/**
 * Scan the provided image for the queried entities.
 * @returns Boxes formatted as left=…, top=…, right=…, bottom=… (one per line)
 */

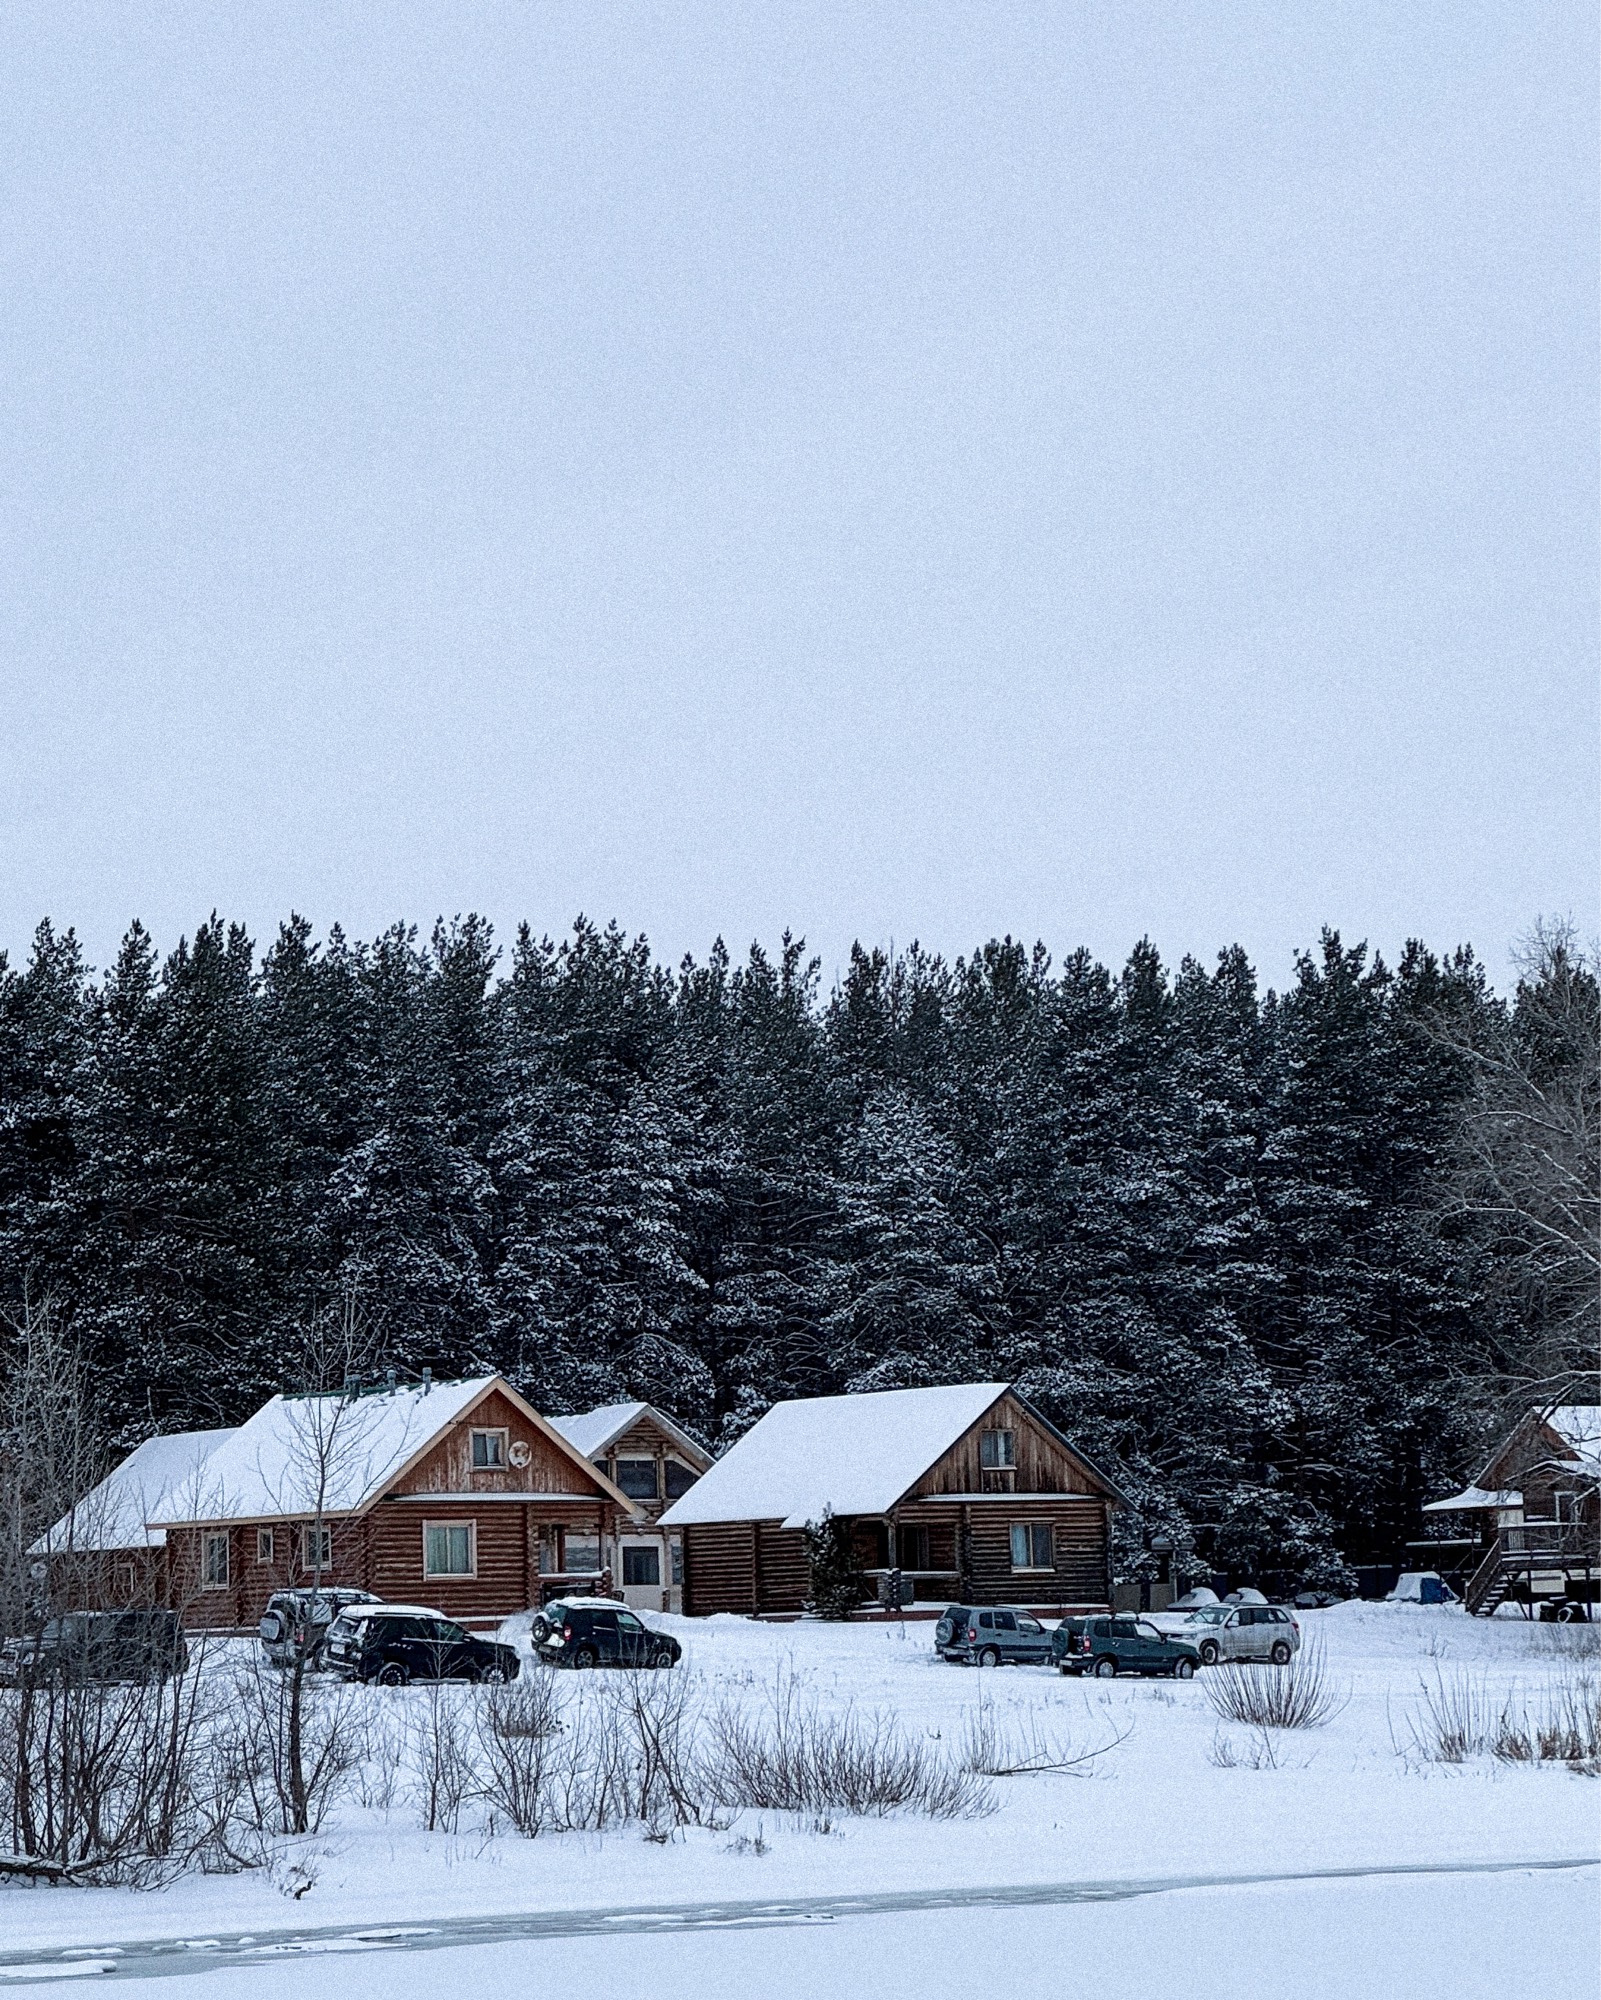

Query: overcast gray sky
left=1, top=3, right=1594, bottom=991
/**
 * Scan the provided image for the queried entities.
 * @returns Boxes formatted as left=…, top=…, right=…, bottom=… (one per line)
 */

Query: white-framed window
left=980, top=1429, right=1016, bottom=1470
left=423, top=1521, right=476, bottom=1578
left=256, top=1527, right=276, bottom=1564
left=115, top=1559, right=137, bottom=1601
left=470, top=1428, right=507, bottom=1470
left=202, top=1532, right=230, bottom=1588
left=1010, top=1522, right=1054, bottom=1571
left=622, top=1544, right=661, bottom=1587
left=301, top=1524, right=332, bottom=1571
left=564, top=1533, right=601, bottom=1574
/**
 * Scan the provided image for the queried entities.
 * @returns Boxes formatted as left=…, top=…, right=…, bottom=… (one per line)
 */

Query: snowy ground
left=0, top=1603, right=1596, bottom=1995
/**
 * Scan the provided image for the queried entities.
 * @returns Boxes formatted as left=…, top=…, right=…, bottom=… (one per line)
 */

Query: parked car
left=1052, top=1614, right=1199, bottom=1679
left=0, top=1609, right=188, bottom=1686
left=323, top=1604, right=519, bottom=1686
left=258, top=1588, right=383, bottom=1668
left=935, top=1604, right=1052, bottom=1667
left=528, top=1598, right=682, bottom=1670
left=1174, top=1602, right=1301, bottom=1665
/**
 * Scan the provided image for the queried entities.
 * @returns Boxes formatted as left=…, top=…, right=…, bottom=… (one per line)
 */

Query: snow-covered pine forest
left=1, top=913, right=1594, bottom=1595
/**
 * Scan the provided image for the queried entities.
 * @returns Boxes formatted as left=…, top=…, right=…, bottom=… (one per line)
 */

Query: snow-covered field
left=1, top=1603, right=1596, bottom=1996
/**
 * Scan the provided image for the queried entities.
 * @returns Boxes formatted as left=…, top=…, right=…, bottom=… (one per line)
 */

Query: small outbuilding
left=1421, top=1405, right=1600, bottom=1616
left=657, top=1381, right=1124, bottom=1616
left=548, top=1401, right=710, bottom=1613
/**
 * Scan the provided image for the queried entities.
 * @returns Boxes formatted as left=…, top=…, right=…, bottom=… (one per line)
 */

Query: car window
left=588, top=1611, right=619, bottom=1632
left=616, top=1612, right=644, bottom=1634
left=994, top=1611, right=1018, bottom=1632
left=1134, top=1622, right=1162, bottom=1641
left=978, top=1611, right=994, bottom=1629
left=1018, top=1616, right=1043, bottom=1634
left=1090, top=1619, right=1110, bottom=1637
left=433, top=1621, right=470, bottom=1644
left=1110, top=1618, right=1139, bottom=1638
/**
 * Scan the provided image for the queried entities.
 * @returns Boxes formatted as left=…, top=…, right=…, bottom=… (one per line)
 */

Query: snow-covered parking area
left=0, top=1603, right=1595, bottom=1996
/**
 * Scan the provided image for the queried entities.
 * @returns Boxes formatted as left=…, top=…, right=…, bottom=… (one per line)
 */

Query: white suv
left=1179, top=1602, right=1301, bottom=1665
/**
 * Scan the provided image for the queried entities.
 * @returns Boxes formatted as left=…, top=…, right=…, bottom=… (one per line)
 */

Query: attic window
left=664, top=1459, right=698, bottom=1500
left=470, top=1429, right=507, bottom=1471
left=616, top=1459, right=659, bottom=1500
left=980, top=1429, right=1016, bottom=1470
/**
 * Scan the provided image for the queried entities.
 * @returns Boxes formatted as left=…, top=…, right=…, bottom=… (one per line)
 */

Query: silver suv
left=1178, top=1602, right=1301, bottom=1665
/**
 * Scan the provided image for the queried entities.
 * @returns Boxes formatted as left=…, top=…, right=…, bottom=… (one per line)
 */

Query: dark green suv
left=1053, top=1614, right=1200, bottom=1679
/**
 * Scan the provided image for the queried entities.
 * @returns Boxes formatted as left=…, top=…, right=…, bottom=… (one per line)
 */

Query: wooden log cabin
left=658, top=1382, right=1124, bottom=1616
left=143, top=1376, right=639, bottom=1630
left=1420, top=1404, right=1600, bottom=1616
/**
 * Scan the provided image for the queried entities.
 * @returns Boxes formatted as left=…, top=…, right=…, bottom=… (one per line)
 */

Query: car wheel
left=571, top=1646, right=598, bottom=1670
left=481, top=1662, right=512, bottom=1685
left=376, top=1661, right=409, bottom=1688
left=1093, top=1655, right=1117, bottom=1679
left=1198, top=1640, right=1220, bottom=1665
left=977, top=1646, right=1001, bottom=1669
left=649, top=1648, right=676, bottom=1669
left=1173, top=1658, right=1195, bottom=1680
left=1270, top=1641, right=1292, bottom=1666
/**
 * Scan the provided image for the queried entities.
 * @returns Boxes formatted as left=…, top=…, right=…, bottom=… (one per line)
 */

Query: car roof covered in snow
left=659, top=1382, right=1105, bottom=1530
left=33, top=1428, right=238, bottom=1554
left=152, top=1376, right=629, bottom=1526
left=547, top=1402, right=710, bottom=1469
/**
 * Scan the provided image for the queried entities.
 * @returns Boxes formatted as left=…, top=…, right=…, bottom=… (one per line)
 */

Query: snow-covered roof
left=658, top=1383, right=1018, bottom=1530
left=152, top=1375, right=620, bottom=1525
left=548, top=1402, right=710, bottom=1468
left=33, top=1429, right=237, bottom=1554
left=1546, top=1405, right=1601, bottom=1479
left=1422, top=1485, right=1523, bottom=1513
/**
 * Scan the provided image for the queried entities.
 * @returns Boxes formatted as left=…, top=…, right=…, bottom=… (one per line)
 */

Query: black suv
left=0, top=1610, right=189, bottom=1686
left=529, top=1598, right=682, bottom=1670
left=324, top=1604, right=520, bottom=1686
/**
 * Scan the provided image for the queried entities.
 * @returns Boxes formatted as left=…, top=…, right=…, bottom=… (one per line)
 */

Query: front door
left=618, top=1539, right=665, bottom=1610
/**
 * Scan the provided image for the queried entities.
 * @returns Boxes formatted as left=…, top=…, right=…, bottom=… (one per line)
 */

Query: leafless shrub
left=707, top=1666, right=991, bottom=1820
left=958, top=1693, right=1128, bottom=1777
left=217, top=1656, right=369, bottom=1836
left=1208, top=1726, right=1282, bottom=1770
left=0, top=1662, right=225, bottom=1883
left=1203, top=1634, right=1347, bottom=1730
left=1402, top=1667, right=1599, bottom=1770
left=405, top=1684, right=479, bottom=1833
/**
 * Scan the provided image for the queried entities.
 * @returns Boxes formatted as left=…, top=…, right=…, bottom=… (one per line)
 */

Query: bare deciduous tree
left=1434, top=919, right=1600, bottom=1417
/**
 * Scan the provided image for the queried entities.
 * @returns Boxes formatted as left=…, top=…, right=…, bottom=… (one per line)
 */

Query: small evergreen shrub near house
left=804, top=1508, right=867, bottom=1620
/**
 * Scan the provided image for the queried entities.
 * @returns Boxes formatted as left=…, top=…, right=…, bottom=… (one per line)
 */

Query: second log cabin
left=658, top=1381, right=1124, bottom=1616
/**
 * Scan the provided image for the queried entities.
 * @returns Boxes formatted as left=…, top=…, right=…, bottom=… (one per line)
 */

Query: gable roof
left=548, top=1401, right=712, bottom=1469
left=1477, top=1404, right=1601, bottom=1491
left=33, top=1428, right=237, bottom=1554
left=658, top=1382, right=1118, bottom=1530
left=1546, top=1406, right=1601, bottom=1476
left=152, top=1375, right=633, bottom=1526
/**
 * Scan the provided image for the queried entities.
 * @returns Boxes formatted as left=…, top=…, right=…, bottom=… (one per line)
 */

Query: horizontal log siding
left=957, top=1500, right=1108, bottom=1606
left=683, top=1522, right=758, bottom=1616
left=368, top=1502, right=603, bottom=1621
left=756, top=1524, right=811, bottom=1613
left=169, top=1518, right=372, bottom=1630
